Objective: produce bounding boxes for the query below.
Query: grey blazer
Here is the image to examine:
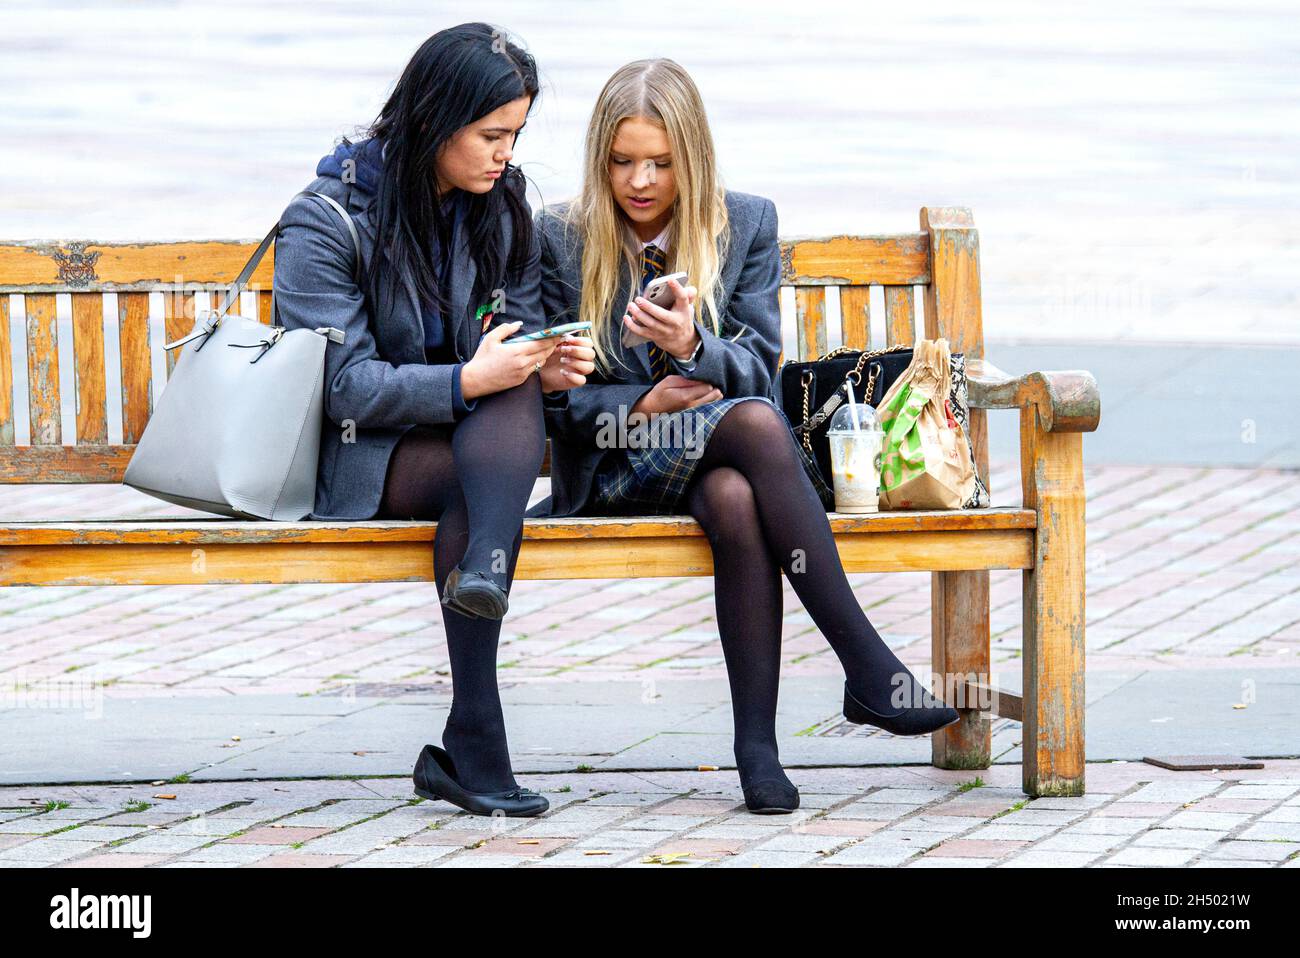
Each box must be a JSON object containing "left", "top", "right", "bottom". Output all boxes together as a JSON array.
[
  {"left": 528, "top": 189, "right": 784, "bottom": 519},
  {"left": 273, "top": 172, "right": 546, "bottom": 521}
]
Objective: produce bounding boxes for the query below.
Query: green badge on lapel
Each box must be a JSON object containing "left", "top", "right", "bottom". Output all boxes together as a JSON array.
[{"left": 476, "top": 302, "right": 494, "bottom": 334}]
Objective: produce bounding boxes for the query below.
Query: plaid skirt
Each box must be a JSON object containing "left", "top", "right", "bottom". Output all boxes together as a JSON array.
[{"left": 588, "top": 395, "right": 834, "bottom": 516}]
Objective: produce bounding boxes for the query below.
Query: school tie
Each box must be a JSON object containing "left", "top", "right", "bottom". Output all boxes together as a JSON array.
[{"left": 639, "top": 243, "right": 672, "bottom": 381}]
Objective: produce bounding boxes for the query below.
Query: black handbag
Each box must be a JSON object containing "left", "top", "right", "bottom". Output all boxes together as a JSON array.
[
  {"left": 778, "top": 344, "right": 912, "bottom": 487},
  {"left": 777, "top": 343, "right": 990, "bottom": 509}
]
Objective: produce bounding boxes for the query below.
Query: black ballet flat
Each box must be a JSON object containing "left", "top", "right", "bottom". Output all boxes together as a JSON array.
[
  {"left": 412, "top": 744, "right": 549, "bottom": 817},
  {"left": 742, "top": 778, "right": 800, "bottom": 815},
  {"left": 441, "top": 565, "right": 508, "bottom": 620},
  {"left": 843, "top": 681, "right": 961, "bottom": 736}
]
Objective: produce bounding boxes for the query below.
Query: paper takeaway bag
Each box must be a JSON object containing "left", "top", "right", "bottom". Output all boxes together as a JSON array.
[{"left": 876, "top": 338, "right": 977, "bottom": 510}]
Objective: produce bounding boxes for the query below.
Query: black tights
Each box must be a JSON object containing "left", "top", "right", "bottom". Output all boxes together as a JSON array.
[
  {"left": 377, "top": 375, "right": 546, "bottom": 792},
  {"left": 684, "top": 398, "right": 923, "bottom": 790}
]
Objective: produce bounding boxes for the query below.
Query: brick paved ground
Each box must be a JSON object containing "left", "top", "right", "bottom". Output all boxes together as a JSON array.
[
  {"left": 2, "top": 461, "right": 1299, "bottom": 866},
  {"left": 1, "top": 760, "right": 1297, "bottom": 869}
]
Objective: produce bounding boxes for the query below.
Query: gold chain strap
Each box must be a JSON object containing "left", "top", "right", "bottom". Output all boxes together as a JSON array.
[{"left": 798, "top": 343, "right": 911, "bottom": 453}]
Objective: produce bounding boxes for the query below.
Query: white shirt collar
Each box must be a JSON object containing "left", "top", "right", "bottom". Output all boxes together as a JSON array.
[{"left": 640, "top": 224, "right": 670, "bottom": 253}]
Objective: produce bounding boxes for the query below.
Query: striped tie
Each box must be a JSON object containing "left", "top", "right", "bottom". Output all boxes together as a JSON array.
[{"left": 640, "top": 243, "right": 672, "bottom": 381}]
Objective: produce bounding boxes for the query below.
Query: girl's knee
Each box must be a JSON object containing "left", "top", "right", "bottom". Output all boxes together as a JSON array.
[{"left": 690, "top": 467, "right": 759, "bottom": 539}]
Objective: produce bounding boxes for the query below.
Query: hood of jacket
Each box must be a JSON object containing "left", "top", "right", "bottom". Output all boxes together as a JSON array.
[{"left": 315, "top": 137, "right": 384, "bottom": 201}]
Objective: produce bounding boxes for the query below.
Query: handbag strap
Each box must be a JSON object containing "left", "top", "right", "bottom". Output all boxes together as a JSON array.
[
  {"left": 165, "top": 189, "right": 362, "bottom": 351},
  {"left": 214, "top": 188, "right": 361, "bottom": 319}
]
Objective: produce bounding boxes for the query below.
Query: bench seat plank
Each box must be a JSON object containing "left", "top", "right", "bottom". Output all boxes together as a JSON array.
[{"left": 0, "top": 509, "right": 1035, "bottom": 585}]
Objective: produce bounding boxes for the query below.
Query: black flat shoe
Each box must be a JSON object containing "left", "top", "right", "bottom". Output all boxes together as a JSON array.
[
  {"left": 441, "top": 565, "right": 508, "bottom": 620},
  {"left": 412, "top": 744, "right": 548, "bottom": 817},
  {"left": 843, "top": 681, "right": 961, "bottom": 736},
  {"left": 742, "top": 778, "right": 800, "bottom": 815}
]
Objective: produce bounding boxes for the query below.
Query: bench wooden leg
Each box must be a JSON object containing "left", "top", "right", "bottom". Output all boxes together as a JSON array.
[
  {"left": 931, "top": 569, "right": 992, "bottom": 770},
  {"left": 1020, "top": 406, "right": 1087, "bottom": 796}
]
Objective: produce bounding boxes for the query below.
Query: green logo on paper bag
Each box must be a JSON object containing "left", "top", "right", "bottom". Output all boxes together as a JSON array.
[{"left": 878, "top": 383, "right": 930, "bottom": 492}]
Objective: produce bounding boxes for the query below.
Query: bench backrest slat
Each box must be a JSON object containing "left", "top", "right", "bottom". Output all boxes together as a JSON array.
[
  {"left": 71, "top": 291, "right": 108, "bottom": 445},
  {"left": 884, "top": 286, "right": 916, "bottom": 347},
  {"left": 25, "top": 293, "right": 60, "bottom": 446},
  {"left": 0, "top": 294, "right": 11, "bottom": 447},
  {"left": 0, "top": 209, "right": 986, "bottom": 485}
]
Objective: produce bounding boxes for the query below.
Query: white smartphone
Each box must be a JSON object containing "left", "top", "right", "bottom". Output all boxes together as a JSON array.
[{"left": 622, "top": 272, "right": 690, "bottom": 347}]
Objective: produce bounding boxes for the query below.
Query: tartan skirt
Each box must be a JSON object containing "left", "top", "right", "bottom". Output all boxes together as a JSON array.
[{"left": 587, "top": 395, "right": 834, "bottom": 516}]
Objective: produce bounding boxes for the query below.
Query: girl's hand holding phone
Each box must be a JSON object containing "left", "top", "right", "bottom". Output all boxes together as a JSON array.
[
  {"left": 625, "top": 277, "right": 699, "bottom": 360},
  {"left": 631, "top": 375, "right": 722, "bottom": 417},
  {"left": 539, "top": 333, "right": 596, "bottom": 392},
  {"left": 460, "top": 321, "right": 559, "bottom": 400}
]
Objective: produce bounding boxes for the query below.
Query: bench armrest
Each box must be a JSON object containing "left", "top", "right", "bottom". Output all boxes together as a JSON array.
[{"left": 967, "top": 359, "right": 1101, "bottom": 433}]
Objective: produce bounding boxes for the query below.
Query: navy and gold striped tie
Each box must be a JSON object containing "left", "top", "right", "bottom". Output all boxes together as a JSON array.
[{"left": 640, "top": 243, "right": 672, "bottom": 381}]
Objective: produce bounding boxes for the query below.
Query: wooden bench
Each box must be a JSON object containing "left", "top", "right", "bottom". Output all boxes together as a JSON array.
[{"left": 0, "top": 206, "right": 1099, "bottom": 797}]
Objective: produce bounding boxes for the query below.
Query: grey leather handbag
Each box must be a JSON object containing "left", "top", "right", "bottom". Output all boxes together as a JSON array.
[{"left": 122, "top": 190, "right": 358, "bottom": 520}]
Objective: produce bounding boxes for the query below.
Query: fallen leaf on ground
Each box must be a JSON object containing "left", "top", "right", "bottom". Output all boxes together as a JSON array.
[{"left": 641, "top": 852, "right": 696, "bottom": 865}]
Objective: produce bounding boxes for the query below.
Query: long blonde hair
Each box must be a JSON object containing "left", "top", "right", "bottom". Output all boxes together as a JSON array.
[{"left": 563, "top": 58, "right": 730, "bottom": 376}]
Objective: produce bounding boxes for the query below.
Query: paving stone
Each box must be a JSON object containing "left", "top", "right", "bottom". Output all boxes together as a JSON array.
[
  {"left": 108, "top": 831, "right": 224, "bottom": 853},
  {"left": 58, "top": 825, "right": 153, "bottom": 842},
  {"left": 432, "top": 854, "right": 523, "bottom": 868},
  {"left": 1105, "top": 847, "right": 1199, "bottom": 866},
  {"left": 573, "top": 829, "right": 676, "bottom": 850},
  {"left": 830, "top": 802, "right": 920, "bottom": 821},
  {"left": 1131, "top": 828, "right": 1223, "bottom": 850},
  {"left": 343, "top": 845, "right": 459, "bottom": 866},
  {"left": 861, "top": 788, "right": 955, "bottom": 804},
  {"left": 1118, "top": 782, "right": 1223, "bottom": 803},
  {"left": 1203, "top": 840, "right": 1298, "bottom": 862},
  {"left": 1035, "top": 832, "right": 1126, "bottom": 853},
  {"left": 52, "top": 852, "right": 168, "bottom": 868},
  {"left": 989, "top": 809, "right": 1086, "bottom": 826},
  {"left": 1218, "top": 783, "right": 1299, "bottom": 800},
  {"left": 247, "top": 853, "right": 356, "bottom": 868},
  {"left": 642, "top": 838, "right": 746, "bottom": 861},
  {"left": 909, "top": 856, "right": 1001, "bottom": 867},
  {"left": 1094, "top": 802, "right": 1184, "bottom": 817},
  {"left": 534, "top": 848, "right": 640, "bottom": 867},
  {"left": 1237, "top": 822, "right": 1300, "bottom": 842},
  {"left": 999, "top": 850, "right": 1102, "bottom": 867},
  {"left": 1160, "top": 810, "right": 1253, "bottom": 831},
  {"left": 1064, "top": 817, "right": 1161, "bottom": 836},
  {"left": 1190, "top": 859, "right": 1272, "bottom": 868},
  {"left": 1024, "top": 795, "right": 1116, "bottom": 810},
  {"left": 223, "top": 826, "right": 333, "bottom": 845},
  {"left": 720, "top": 849, "right": 822, "bottom": 868},
  {"left": 617, "top": 814, "right": 710, "bottom": 832},
  {"left": 891, "top": 815, "right": 987, "bottom": 833},
  {"left": 821, "top": 842, "right": 925, "bottom": 867},
  {"left": 0, "top": 839, "right": 104, "bottom": 863},
  {"left": 794, "top": 819, "right": 888, "bottom": 838},
  {"left": 653, "top": 798, "right": 738, "bottom": 816},
  {"left": 177, "top": 843, "right": 283, "bottom": 864},
  {"left": 963, "top": 822, "right": 1061, "bottom": 841},
  {"left": 755, "top": 831, "right": 856, "bottom": 853}
]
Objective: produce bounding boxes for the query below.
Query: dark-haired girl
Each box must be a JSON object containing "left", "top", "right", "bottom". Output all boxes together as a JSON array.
[{"left": 274, "top": 23, "right": 596, "bottom": 818}]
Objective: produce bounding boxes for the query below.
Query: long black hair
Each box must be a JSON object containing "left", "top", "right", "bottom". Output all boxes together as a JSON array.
[{"left": 349, "top": 23, "right": 539, "bottom": 324}]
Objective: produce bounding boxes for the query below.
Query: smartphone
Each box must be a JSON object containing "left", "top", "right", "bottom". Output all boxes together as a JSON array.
[
  {"left": 643, "top": 272, "right": 689, "bottom": 309},
  {"left": 503, "top": 320, "right": 592, "bottom": 344},
  {"left": 622, "top": 272, "right": 690, "bottom": 347}
]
